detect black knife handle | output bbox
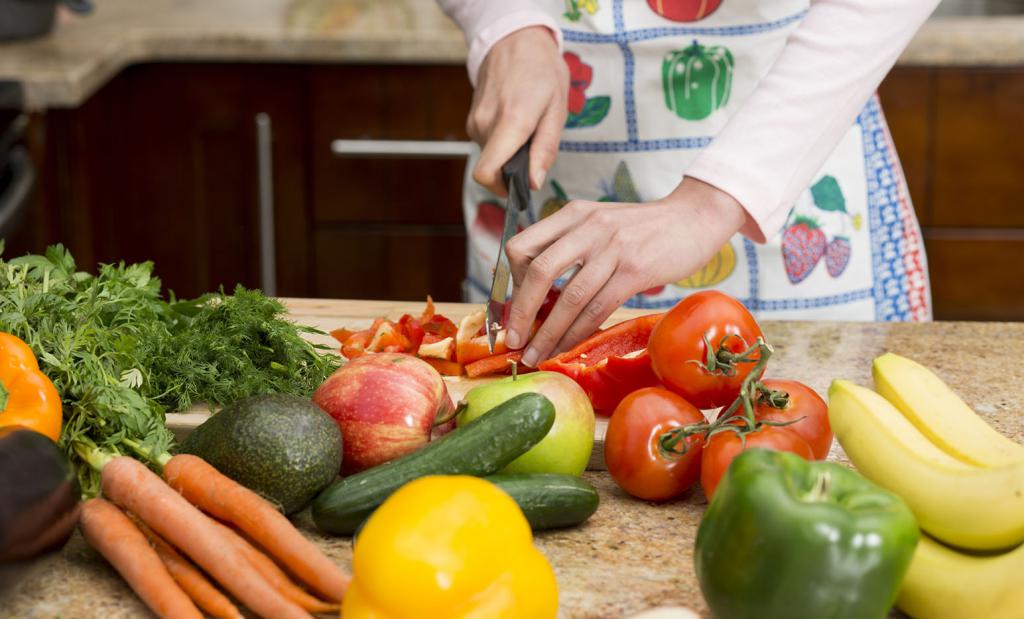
[501,140,531,213]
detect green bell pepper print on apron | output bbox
[662,41,734,121]
[461,0,931,322]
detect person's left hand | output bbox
[503,177,748,367]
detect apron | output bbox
[462,0,932,322]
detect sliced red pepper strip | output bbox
[538,313,664,415]
[340,330,372,359]
[330,327,357,345]
[464,351,534,378]
[419,295,436,323]
[422,357,464,377]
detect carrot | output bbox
[132,516,244,619]
[214,522,340,614]
[79,498,202,619]
[163,454,349,602]
[100,456,311,619]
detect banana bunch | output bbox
[828,353,1024,619]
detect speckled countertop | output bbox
[1,0,1023,109]
[3,299,1023,619]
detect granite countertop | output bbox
[3,299,1023,618]
[1,0,1023,109]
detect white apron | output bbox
[463,0,931,322]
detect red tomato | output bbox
[648,291,765,409]
[604,387,705,501]
[700,425,814,500]
[754,379,832,460]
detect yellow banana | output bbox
[897,534,1024,619]
[828,380,1024,551]
[873,353,1024,467]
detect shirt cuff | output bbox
[685,157,788,245]
[466,11,563,86]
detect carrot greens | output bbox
[0,243,339,495]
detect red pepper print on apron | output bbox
[462,0,931,322]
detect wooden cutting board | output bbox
[163,298,646,471]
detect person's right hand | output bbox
[467,26,567,195]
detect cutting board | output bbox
[162,298,648,471]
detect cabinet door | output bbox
[23,64,308,299]
[310,65,473,301]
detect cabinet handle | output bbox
[331,139,475,159]
[255,113,277,297]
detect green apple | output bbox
[457,371,595,475]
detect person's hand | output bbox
[467,26,567,194]
[504,177,748,366]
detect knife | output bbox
[485,140,531,353]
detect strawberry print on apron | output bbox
[462,0,931,322]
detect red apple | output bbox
[313,352,455,475]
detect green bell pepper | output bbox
[695,449,918,619]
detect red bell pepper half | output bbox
[538,313,664,416]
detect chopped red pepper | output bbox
[464,351,534,378]
[329,290,563,378]
[538,313,665,416]
[330,299,459,360]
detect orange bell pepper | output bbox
[0,333,62,442]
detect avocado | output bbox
[180,394,342,514]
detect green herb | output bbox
[0,243,339,495]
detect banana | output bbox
[897,534,1024,619]
[873,353,1024,467]
[828,380,1024,551]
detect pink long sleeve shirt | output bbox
[436,0,939,243]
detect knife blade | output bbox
[485,140,531,353]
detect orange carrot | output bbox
[79,498,202,619]
[163,454,349,602]
[100,456,311,619]
[132,516,244,619]
[214,522,340,614]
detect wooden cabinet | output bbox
[12,64,309,298]
[880,67,1024,321]
[6,63,1024,320]
[9,63,473,301]
[308,65,471,301]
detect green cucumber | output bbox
[312,392,555,535]
[350,473,599,543]
[486,473,599,530]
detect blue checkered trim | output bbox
[561,10,808,44]
[858,96,913,321]
[561,137,713,152]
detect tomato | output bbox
[754,379,832,459]
[700,424,813,500]
[648,291,765,410]
[604,387,705,501]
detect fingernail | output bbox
[532,169,546,190]
[506,330,521,349]
[522,347,538,368]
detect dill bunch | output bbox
[0,244,339,495]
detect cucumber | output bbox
[350,473,599,544]
[486,473,599,530]
[312,392,555,535]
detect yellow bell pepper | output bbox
[0,333,62,441]
[343,475,558,619]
